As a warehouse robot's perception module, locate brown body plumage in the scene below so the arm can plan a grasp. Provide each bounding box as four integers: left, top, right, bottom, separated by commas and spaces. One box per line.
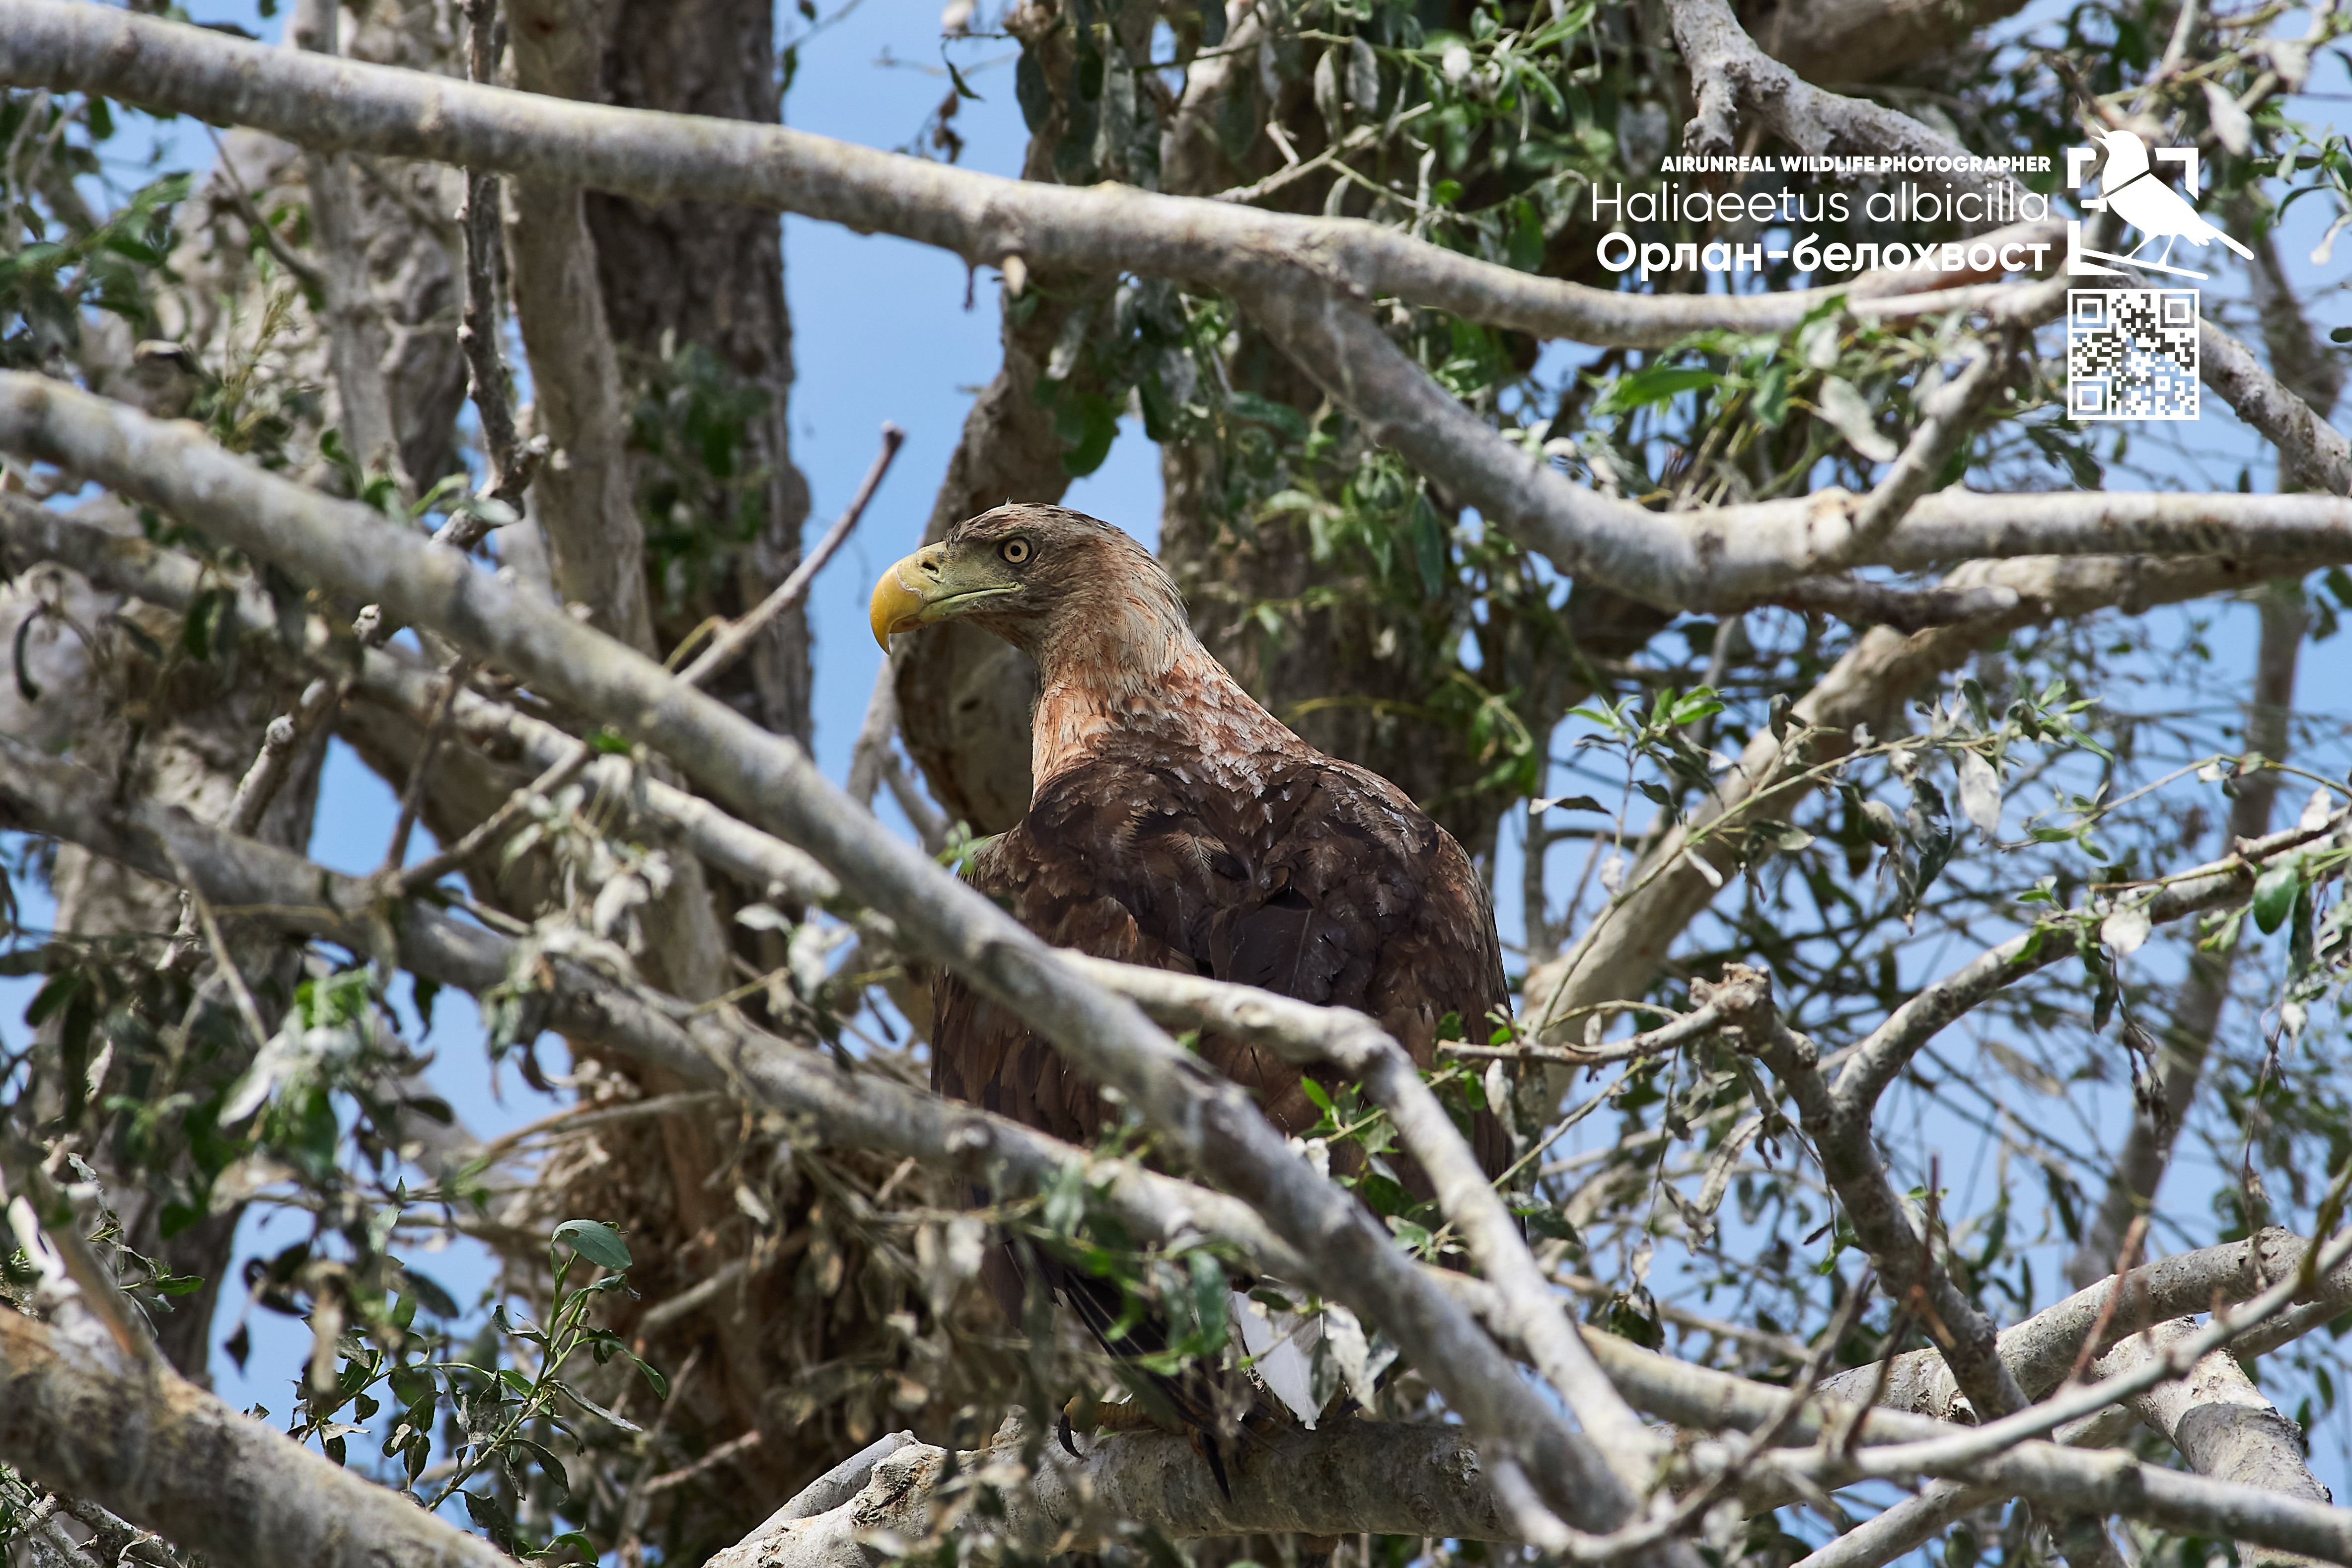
870, 504, 1511, 1435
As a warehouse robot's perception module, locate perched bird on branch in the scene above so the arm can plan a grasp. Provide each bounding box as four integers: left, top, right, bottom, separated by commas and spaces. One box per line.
2093, 129, 2255, 269
869, 504, 1512, 1480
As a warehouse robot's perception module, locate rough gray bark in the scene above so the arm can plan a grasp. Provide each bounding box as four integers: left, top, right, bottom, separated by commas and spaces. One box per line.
2118, 1325, 2336, 1568
587, 0, 814, 747
0, 1311, 510, 1568
504, 0, 659, 654
1742, 0, 2031, 85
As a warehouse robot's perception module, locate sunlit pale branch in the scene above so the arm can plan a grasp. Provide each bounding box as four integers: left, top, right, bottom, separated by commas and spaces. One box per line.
0, 1310, 511, 1568
1833, 803, 2351, 1116
2204, 317, 2352, 496
1663, 0, 2022, 201
7, 11, 2350, 611
1064, 955, 1669, 1506
0, 0, 2000, 354
1660, 0, 2352, 502
0, 733, 1311, 1289
0, 373, 1635, 1536
1819, 1227, 2352, 1423
2115, 1323, 2335, 1568
1578, 1329, 2352, 1560
710, 1422, 1510, 1568
1526, 548, 2343, 1052
1758, 576, 2023, 633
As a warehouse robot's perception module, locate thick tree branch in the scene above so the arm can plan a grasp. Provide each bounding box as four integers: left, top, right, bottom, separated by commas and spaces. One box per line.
4, 8, 2346, 611
290, 0, 408, 493
12, 718, 2352, 1558
0, 374, 1632, 1537
1663, 0, 2022, 198
2119, 1324, 2334, 1568
501, 0, 657, 653
1527, 550, 2335, 1047
0, 1310, 511, 1568
0, 734, 1312, 1291
1065, 957, 1667, 1505
711, 1422, 1509, 1568
0, 0, 1984, 354
2204, 320, 2352, 497
1581, 1326, 2352, 1562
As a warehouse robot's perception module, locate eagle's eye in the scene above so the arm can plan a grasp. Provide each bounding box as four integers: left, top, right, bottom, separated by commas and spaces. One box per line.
1000, 537, 1033, 566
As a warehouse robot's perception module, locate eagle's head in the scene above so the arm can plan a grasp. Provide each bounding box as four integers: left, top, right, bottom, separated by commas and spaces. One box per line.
868, 504, 1191, 671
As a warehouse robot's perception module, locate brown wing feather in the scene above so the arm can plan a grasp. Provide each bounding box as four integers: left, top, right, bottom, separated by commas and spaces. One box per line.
930, 732, 1512, 1184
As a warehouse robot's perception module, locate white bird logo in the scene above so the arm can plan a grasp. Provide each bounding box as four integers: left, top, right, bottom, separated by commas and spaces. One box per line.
2087, 129, 2254, 271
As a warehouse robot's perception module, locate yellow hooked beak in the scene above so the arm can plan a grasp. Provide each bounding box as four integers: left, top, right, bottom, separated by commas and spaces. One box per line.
868, 541, 1020, 649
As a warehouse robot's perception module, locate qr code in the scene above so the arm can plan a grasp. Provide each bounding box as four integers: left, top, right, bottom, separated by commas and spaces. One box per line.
2067, 289, 2200, 421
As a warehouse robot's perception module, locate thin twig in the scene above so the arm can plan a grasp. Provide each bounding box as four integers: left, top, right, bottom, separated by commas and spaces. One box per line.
198, 123, 326, 292
394, 741, 589, 894
2065, 1214, 2149, 1385
380, 657, 475, 877
1445, 996, 1727, 1067
0, 1142, 175, 1382
640, 1428, 762, 1496
675, 422, 903, 691
160, 843, 272, 1054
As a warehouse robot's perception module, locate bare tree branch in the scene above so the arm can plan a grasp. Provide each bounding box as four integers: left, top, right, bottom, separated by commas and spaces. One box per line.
1065, 957, 1669, 1513
0, 374, 1638, 1536
2115, 1323, 2335, 1568
1526, 549, 2338, 1047
5, 6, 2347, 613
0, 1310, 512, 1568
1663, 0, 2024, 197
677, 421, 902, 690
0, 0, 1993, 354
290, 0, 408, 494
711, 1422, 1510, 1568
2069, 582, 2306, 1287
501, 0, 657, 653
0, 732, 1311, 1290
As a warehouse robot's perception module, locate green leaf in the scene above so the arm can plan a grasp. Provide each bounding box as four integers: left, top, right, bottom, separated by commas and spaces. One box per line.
511, 1437, 571, 1501
1057, 392, 1119, 477
944, 55, 983, 101
1752, 360, 1790, 428
589, 728, 633, 755
1226, 390, 1309, 442
181, 589, 227, 661
1410, 492, 1447, 596
1594, 365, 1719, 418
552, 1219, 632, 1271
2252, 855, 2304, 934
